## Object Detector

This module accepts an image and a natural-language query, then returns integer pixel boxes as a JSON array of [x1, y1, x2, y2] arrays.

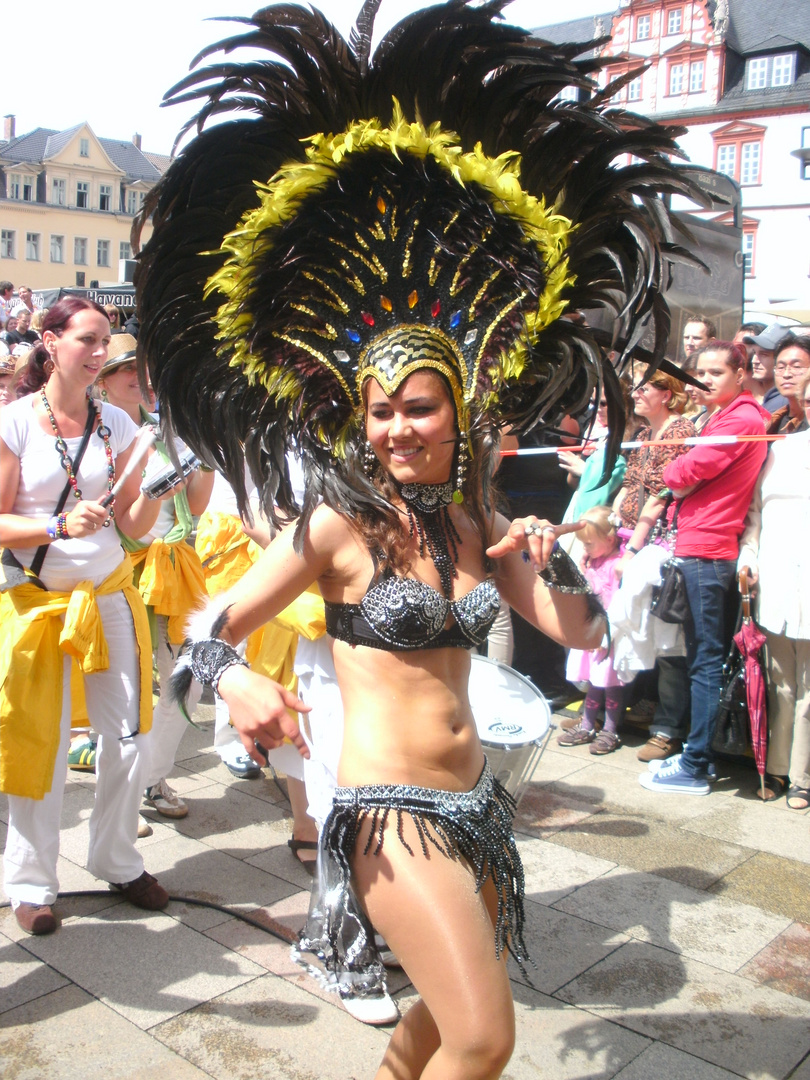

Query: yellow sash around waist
[[0, 555, 152, 799], [130, 539, 206, 645]]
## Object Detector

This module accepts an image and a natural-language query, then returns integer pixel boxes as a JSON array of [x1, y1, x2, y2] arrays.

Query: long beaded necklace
[[40, 388, 116, 525], [398, 480, 462, 599]]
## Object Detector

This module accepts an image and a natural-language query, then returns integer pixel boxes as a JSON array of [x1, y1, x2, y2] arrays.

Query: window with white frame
[[716, 143, 736, 177], [97, 239, 111, 267], [26, 233, 41, 261], [79, 138, 90, 157], [667, 8, 682, 34], [74, 237, 88, 265], [669, 63, 685, 94], [119, 240, 132, 261], [555, 85, 579, 103], [802, 127, 810, 180], [628, 76, 642, 101], [740, 141, 761, 185], [99, 184, 112, 212], [126, 189, 139, 214], [50, 235, 65, 263], [746, 57, 768, 89], [690, 60, 705, 92], [1, 230, 15, 259], [8, 174, 21, 199], [772, 53, 794, 86], [742, 231, 756, 276], [76, 181, 89, 209], [746, 53, 796, 89], [22, 174, 35, 201], [635, 13, 650, 39], [52, 177, 66, 205]]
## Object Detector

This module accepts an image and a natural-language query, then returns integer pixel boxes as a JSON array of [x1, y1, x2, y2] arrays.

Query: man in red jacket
[[640, 341, 770, 796]]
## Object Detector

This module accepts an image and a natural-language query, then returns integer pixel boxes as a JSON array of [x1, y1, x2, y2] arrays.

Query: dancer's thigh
[[351, 814, 515, 1050]]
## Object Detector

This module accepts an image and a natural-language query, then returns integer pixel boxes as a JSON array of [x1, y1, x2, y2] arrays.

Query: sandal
[[756, 774, 789, 802], [287, 838, 318, 876], [557, 724, 595, 746], [590, 730, 621, 755], [786, 787, 810, 811]]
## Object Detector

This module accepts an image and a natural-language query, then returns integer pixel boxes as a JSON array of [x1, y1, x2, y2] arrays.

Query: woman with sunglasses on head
[[0, 297, 171, 936]]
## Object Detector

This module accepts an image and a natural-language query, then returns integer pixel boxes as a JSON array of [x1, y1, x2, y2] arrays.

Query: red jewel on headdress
[[380, 296, 392, 312], [361, 312, 375, 326], [431, 300, 441, 318]]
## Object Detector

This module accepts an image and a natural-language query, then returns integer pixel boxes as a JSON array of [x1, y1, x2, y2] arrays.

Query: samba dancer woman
[[133, 4, 704, 1073]]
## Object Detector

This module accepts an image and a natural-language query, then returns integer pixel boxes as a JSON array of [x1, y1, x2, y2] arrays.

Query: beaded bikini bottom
[[293, 759, 530, 999]]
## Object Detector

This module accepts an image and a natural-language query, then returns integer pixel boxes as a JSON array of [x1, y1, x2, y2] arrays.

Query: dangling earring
[[453, 436, 467, 504], [363, 438, 376, 478], [100, 386, 109, 402]]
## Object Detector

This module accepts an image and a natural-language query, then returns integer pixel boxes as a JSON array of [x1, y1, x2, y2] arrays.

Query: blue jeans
[[678, 556, 737, 777]]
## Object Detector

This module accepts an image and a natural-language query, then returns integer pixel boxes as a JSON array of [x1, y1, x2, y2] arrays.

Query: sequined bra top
[[324, 568, 500, 651]]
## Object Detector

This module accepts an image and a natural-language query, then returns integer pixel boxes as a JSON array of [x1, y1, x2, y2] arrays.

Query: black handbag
[[649, 503, 690, 624], [711, 607, 750, 757]]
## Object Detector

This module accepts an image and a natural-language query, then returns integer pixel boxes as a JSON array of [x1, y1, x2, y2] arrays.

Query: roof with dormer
[[0, 124, 166, 181]]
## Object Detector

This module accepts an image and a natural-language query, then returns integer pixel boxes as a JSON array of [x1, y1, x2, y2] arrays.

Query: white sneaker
[[341, 991, 399, 1025], [144, 778, 189, 818]]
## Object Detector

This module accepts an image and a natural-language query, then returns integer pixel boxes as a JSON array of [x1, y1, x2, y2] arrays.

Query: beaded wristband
[[55, 513, 70, 540], [537, 545, 591, 594], [188, 638, 249, 698]]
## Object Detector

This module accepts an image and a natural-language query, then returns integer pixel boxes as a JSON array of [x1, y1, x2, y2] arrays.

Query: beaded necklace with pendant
[[40, 388, 116, 524], [398, 480, 462, 599]]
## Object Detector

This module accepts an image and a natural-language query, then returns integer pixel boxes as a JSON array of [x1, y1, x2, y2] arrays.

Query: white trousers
[[4, 592, 150, 906], [765, 631, 810, 789], [145, 615, 201, 788]]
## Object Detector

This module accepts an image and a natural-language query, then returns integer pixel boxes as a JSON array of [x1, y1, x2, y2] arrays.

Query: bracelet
[[188, 638, 248, 697], [626, 544, 640, 555], [46, 516, 58, 540], [55, 513, 69, 540], [537, 545, 592, 594]]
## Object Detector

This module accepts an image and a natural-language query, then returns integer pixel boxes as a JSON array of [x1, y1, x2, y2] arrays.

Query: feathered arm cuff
[[538, 545, 610, 650], [170, 600, 248, 715]]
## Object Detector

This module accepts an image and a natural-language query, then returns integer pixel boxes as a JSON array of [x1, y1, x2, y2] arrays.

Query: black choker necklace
[[398, 481, 461, 598]]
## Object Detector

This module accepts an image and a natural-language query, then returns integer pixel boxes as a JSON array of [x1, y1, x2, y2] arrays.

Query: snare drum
[[141, 445, 201, 499], [469, 654, 551, 807]]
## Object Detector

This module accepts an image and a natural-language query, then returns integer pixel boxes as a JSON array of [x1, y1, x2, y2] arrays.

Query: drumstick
[[100, 428, 157, 508]]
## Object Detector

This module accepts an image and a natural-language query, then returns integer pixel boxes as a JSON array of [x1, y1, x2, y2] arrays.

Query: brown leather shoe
[[111, 871, 169, 910], [637, 734, 682, 762], [14, 902, 57, 935]]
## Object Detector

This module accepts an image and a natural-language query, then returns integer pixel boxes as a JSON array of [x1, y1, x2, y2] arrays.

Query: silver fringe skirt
[[293, 758, 530, 999]]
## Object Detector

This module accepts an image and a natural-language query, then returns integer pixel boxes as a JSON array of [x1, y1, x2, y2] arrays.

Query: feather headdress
[[134, 0, 706, 526]]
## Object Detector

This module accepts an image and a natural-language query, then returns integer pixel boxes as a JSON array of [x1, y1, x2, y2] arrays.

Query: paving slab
[[611, 1041, 749, 1080], [738, 922, 810, 1003], [508, 900, 629, 994], [709, 852, 810, 924], [681, 801, 810, 865], [0, 984, 211, 1079], [152, 969, 390, 1080], [553, 865, 790, 972], [3, 905, 266, 1030], [516, 833, 616, 906], [508, 980, 651, 1080], [166, 780, 291, 857], [0, 937, 69, 1015], [556, 940, 810, 1080], [544, 810, 754, 891], [513, 784, 602, 838]]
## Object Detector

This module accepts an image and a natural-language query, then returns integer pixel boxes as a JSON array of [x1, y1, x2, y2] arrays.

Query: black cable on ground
[[0, 891, 297, 945]]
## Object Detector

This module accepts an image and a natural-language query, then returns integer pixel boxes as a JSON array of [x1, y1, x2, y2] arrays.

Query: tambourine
[[141, 445, 201, 499]]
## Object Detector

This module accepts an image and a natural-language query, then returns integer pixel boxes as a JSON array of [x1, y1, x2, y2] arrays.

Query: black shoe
[[547, 687, 583, 711], [222, 752, 263, 779]]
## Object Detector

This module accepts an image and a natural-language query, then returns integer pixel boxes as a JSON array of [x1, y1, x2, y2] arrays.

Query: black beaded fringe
[[294, 760, 532, 997]]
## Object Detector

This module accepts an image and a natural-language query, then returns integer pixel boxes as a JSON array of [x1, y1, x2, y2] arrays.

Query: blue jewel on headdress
[[346, 328, 361, 344], [450, 311, 462, 329]]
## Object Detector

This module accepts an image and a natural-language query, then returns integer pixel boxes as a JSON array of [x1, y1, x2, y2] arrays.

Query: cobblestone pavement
[[2, 702, 809, 1080]]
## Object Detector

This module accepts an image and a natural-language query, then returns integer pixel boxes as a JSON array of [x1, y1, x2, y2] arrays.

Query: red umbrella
[[734, 569, 768, 798]]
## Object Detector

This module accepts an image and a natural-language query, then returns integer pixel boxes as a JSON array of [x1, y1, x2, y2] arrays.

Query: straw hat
[[99, 333, 137, 376]]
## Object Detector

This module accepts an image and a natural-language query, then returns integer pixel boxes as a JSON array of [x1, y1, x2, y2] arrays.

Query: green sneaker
[[67, 736, 97, 772]]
